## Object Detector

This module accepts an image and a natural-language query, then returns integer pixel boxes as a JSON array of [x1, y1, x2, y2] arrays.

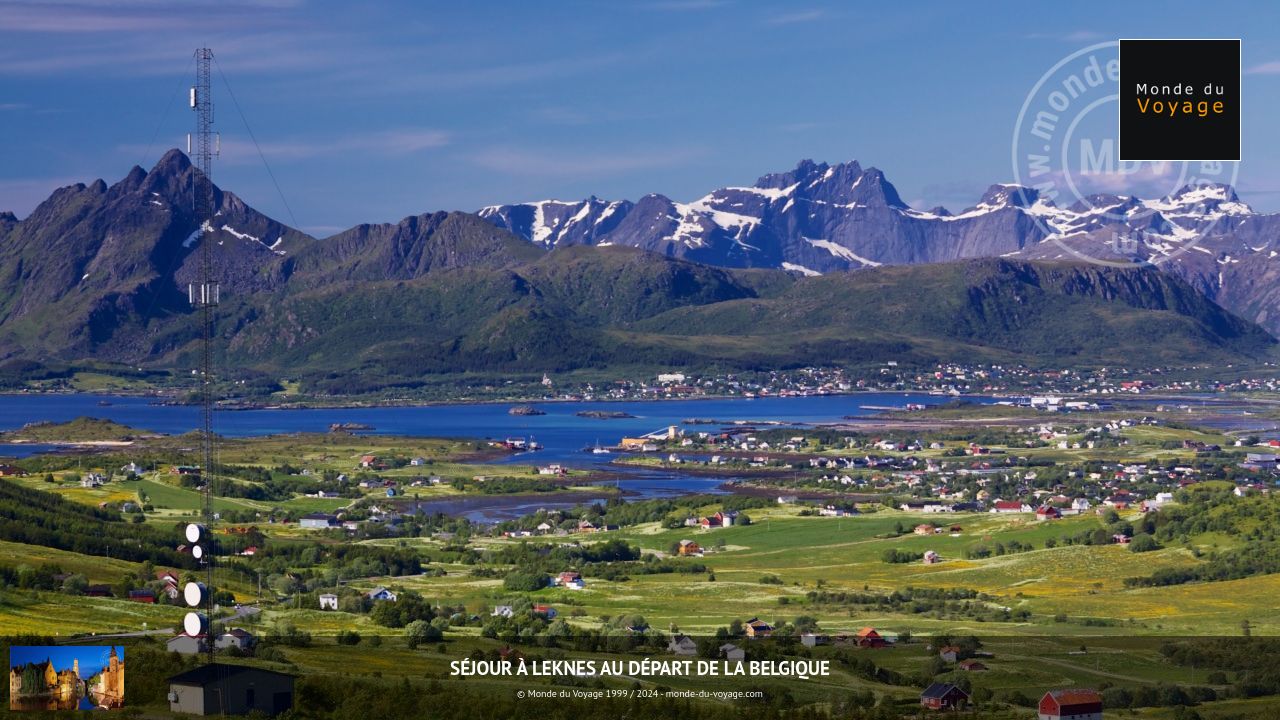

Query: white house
[[299, 513, 337, 529], [668, 635, 697, 656], [214, 628, 256, 651], [365, 587, 397, 602], [166, 634, 207, 655], [492, 605, 515, 618], [720, 643, 745, 661], [319, 594, 338, 610]]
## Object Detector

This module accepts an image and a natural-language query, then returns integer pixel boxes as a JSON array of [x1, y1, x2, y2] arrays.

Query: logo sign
[[1119, 39, 1241, 161], [1012, 41, 1240, 267]]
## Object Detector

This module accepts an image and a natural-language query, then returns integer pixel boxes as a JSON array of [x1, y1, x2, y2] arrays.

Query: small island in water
[[508, 405, 546, 416], [575, 410, 636, 419]]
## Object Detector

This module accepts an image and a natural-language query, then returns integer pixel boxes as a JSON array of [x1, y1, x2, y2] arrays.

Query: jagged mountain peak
[[1064, 193, 1138, 215], [1164, 182, 1243, 207], [155, 147, 195, 174], [755, 158, 841, 189], [975, 183, 1042, 209]]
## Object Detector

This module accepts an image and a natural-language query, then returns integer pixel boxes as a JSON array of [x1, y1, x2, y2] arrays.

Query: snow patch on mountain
[[805, 237, 881, 267], [782, 262, 821, 276]]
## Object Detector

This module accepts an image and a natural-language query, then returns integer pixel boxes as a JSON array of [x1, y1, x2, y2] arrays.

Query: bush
[[503, 570, 548, 592], [881, 549, 923, 564], [1130, 534, 1162, 552]]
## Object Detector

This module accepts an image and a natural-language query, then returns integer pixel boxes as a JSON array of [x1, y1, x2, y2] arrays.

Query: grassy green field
[[341, 505, 1272, 638]]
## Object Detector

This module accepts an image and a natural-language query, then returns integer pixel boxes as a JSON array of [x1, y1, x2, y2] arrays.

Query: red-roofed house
[[991, 500, 1032, 513], [1038, 688, 1102, 720], [854, 627, 886, 648], [1036, 506, 1061, 520], [557, 571, 584, 589]]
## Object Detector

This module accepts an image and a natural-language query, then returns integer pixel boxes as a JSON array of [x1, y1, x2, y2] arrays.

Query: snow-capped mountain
[[479, 159, 1280, 333], [480, 160, 1060, 272]]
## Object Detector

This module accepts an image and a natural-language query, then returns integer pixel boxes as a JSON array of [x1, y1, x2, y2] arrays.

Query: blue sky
[[2, 0, 1279, 235], [10, 645, 122, 678]]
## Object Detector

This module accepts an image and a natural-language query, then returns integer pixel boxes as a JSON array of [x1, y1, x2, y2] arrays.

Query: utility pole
[[188, 46, 219, 668]]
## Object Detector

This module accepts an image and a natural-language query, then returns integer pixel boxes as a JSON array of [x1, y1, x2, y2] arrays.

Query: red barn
[[854, 627, 887, 648], [1036, 506, 1062, 520], [1038, 689, 1102, 720]]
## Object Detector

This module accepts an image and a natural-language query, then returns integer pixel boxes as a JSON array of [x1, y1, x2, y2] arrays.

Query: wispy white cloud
[[779, 121, 827, 133], [1029, 162, 1218, 203], [1246, 60, 1280, 75], [119, 129, 450, 166], [529, 106, 593, 127], [1025, 30, 1104, 42], [470, 146, 704, 178], [0, 29, 340, 76], [0, 0, 302, 34], [643, 0, 731, 10], [765, 9, 824, 26]]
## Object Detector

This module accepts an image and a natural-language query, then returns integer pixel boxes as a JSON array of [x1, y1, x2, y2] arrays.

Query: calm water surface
[[0, 392, 990, 521]]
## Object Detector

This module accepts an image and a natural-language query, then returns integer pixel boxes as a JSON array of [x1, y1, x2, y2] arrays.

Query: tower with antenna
[[187, 46, 219, 667]]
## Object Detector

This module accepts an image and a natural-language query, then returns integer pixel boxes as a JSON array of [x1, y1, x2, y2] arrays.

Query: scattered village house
[[557, 571, 585, 589], [214, 628, 257, 652], [318, 594, 338, 610], [1038, 689, 1103, 720], [168, 664, 295, 716], [920, 682, 970, 711], [298, 513, 337, 529], [699, 511, 736, 529], [744, 617, 773, 639], [720, 643, 745, 661], [677, 539, 702, 556], [801, 633, 828, 647], [166, 634, 208, 656], [156, 570, 181, 600], [365, 587, 397, 602], [854, 627, 887, 648], [668, 635, 697, 656]]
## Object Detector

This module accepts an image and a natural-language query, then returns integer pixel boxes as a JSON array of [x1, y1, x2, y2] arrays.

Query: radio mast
[[189, 46, 219, 667]]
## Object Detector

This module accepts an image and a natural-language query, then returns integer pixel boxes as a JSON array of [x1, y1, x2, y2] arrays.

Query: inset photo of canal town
[[8, 646, 124, 711], [5, 2, 1280, 719]]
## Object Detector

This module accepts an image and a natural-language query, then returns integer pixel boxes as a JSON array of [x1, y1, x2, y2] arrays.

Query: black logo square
[[1119, 39, 1240, 161]]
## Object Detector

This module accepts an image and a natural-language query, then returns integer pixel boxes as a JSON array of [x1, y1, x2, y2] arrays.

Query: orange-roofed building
[[854, 627, 886, 648]]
